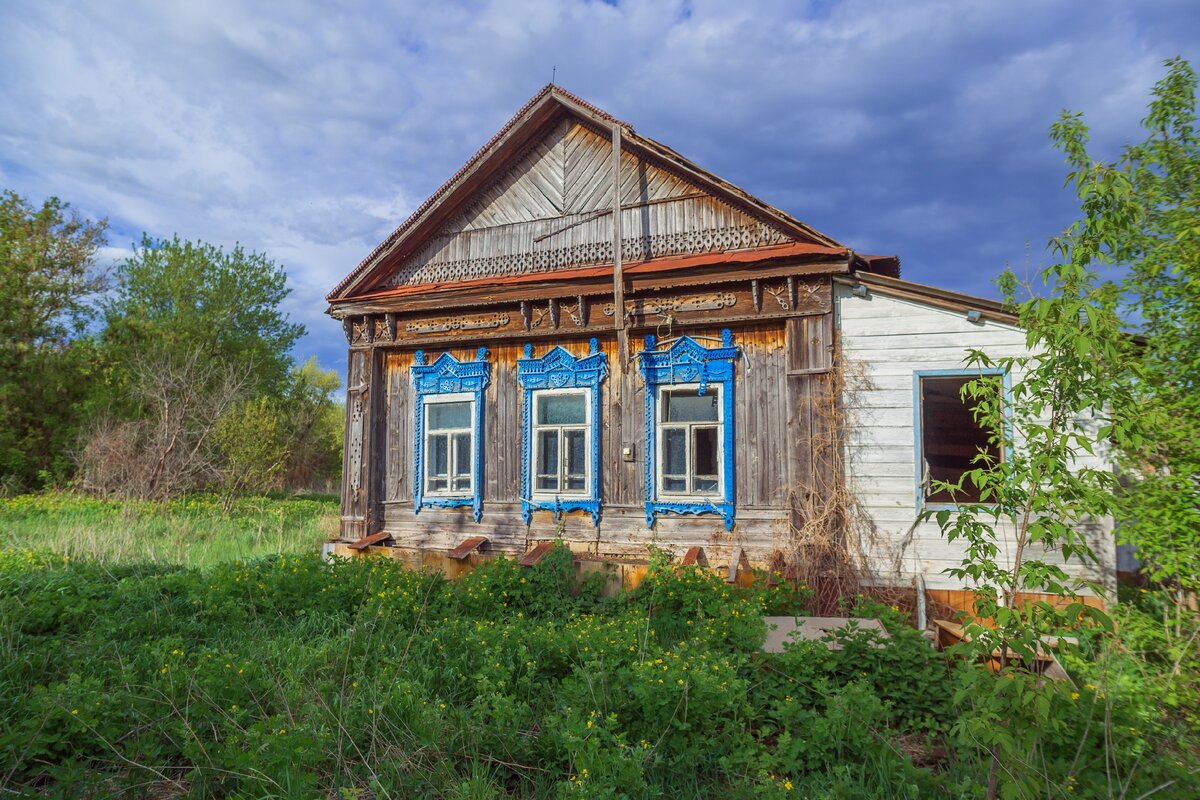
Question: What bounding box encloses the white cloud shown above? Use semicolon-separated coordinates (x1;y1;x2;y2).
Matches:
2;0;1197;377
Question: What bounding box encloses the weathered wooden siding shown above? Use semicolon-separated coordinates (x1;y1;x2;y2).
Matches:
340;348;371;538
384;118;792;288
834;283;1115;594
369;320;814;562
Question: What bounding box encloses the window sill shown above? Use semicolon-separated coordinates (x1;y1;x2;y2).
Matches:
523;496;601;525
919;500;1000;514
646;499;735;532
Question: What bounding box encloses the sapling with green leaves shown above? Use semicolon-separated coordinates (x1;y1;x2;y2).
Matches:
924;65;1167;799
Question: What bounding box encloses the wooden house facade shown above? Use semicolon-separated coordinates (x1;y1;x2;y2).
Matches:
325;86;1114;602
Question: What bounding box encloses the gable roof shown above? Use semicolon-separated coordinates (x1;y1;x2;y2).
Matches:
327;85;846;303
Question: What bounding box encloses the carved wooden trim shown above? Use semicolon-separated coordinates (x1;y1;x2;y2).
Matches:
404;312;510;335
766;282;790;311
603;291;737;318
350;317;372;345
386;222;790;289
564;298;588;326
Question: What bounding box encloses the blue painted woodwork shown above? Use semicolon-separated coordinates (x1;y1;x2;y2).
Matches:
911;367;1012;511
640;329;739;530
412;347;490;522
517;338;608;525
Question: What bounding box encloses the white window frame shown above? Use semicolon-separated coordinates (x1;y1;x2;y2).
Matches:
422;392;476;498
655;382;725;501
529;387;593;501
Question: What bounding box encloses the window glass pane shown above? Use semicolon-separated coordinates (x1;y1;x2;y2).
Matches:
428;434;448;491
693;426;719;478
664;476;687;493
663;428;687;478
664;389;719;422
428;401;471;430
536;430;559;491
430;434;449;476
565;429;586;491
693;476;718;493
452;433;471;476
920;375;1001;504
537;393;586;425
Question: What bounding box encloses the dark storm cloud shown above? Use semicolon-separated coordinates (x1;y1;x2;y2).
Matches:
1;0;1197;376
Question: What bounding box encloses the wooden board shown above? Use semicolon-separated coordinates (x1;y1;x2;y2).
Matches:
382;118;794;289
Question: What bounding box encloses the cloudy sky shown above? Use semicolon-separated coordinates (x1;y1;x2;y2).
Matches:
3;0;1198;378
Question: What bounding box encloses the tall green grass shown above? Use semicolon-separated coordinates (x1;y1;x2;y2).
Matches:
0;546;957;798
0;492;337;568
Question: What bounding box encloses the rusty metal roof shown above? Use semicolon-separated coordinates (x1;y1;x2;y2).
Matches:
335;241;846;306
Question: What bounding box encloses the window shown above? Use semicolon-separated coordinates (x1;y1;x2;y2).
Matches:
915;372;1004;506
424;395;474;496
516;340;608;525
412;348;490;522
640;329;739;530
657;385;722;496
532;390;590;496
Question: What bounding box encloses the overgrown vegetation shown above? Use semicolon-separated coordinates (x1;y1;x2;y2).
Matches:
0;211;342;497
0;545;1193;798
0;492;337;569
0;191;108;490
912;57;1200;799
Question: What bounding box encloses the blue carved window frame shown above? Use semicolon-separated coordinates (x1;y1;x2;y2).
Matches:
640;329;739;531
412;347;490;522
517;338;608;525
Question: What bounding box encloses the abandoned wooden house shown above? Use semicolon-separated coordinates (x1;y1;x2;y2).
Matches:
324;85;1114;608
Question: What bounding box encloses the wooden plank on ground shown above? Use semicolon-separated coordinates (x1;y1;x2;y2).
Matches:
448;536;489;560
348;531;393;551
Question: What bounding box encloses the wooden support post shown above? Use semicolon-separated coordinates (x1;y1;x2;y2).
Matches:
611;124;628;366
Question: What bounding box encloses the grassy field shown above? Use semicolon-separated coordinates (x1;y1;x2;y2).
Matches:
0;494;1195;798
0;492;337;567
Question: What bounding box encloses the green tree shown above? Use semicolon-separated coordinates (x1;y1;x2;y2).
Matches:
280;357;343;490
0;190;107;489
929;57;1200;798
215;396;291;508
100;235;304;402
1096;58;1199;598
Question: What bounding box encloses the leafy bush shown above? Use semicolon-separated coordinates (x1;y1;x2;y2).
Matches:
1;546;1194;798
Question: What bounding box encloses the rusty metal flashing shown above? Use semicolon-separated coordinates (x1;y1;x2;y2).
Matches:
447;536;489;561
681;546;708;567
347;531;394;550
518;541;557;567
328;243;847;316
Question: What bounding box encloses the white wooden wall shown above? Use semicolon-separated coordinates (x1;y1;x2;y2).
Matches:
834;283;1116;595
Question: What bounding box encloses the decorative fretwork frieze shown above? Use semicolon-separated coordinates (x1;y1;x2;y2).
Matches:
604;291;736;319
404;313;510;335
386;223;789;288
